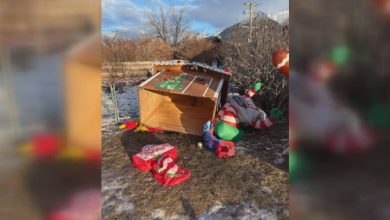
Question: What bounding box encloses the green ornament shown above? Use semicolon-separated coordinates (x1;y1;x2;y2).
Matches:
214;120;241;141
270;108;283;120
254;82;262;91
289;151;309;183
368;104;390;129
330;45;350;65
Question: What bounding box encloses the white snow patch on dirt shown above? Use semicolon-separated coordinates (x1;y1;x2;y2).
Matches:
197;202;277;220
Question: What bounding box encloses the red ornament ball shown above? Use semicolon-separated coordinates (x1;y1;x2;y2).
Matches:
373;0;390;17
272;49;289;78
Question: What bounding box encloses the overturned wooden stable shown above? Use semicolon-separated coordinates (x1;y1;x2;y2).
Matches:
138;60;231;135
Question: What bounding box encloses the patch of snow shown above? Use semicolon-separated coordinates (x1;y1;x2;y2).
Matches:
151;209;166;219
102;165;135;217
168;214;191;220
197;202;277;220
273;157;285;165
260;186;273;194
115;203;135;215
102;85;139;136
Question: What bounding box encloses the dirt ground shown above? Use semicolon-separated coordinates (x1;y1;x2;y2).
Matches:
291;139;390;220
102;119;289;219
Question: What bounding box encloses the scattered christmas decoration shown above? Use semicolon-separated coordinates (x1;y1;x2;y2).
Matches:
20;133;62;159
368;104;390;130
20;132;101;163
289;150;309;183
272;49;289;77
131;144;190;186
155;75;185;91
119;121;138;131
372;0;390;21
151;155;191;187
134;125;149;133
329;44;350;66
215;82;283;141
203;119;236;157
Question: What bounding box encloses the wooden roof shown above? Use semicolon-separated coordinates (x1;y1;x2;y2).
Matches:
140;70;224;99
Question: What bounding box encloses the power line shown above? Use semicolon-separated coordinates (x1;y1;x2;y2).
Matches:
242;1;259;43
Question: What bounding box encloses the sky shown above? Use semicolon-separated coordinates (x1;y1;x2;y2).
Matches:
102;0;289;37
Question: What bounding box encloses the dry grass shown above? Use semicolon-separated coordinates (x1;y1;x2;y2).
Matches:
102;120;288;219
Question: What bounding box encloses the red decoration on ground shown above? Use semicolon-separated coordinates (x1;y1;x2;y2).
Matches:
132;144;190;186
31;133;62;158
215;141;236;159
119;121;138;131
272;49;289;77
84;148;102;164
131;144;178;172
151;155;191;187
147;127;163;133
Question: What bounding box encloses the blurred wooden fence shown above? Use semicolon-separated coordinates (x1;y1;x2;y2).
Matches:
102;61;154;79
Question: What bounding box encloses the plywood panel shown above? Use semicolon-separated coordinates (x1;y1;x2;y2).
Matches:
138;88;165;123
143;100;214;136
153;64;183;73
65;61;101;148
138;62;229;135
142;71;220;99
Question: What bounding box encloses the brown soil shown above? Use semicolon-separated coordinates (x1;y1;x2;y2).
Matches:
102;119;289;219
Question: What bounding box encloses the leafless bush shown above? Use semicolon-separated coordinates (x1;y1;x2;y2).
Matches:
134;37;172;61
102;35;136;74
219;19;289;111
176;34;216;60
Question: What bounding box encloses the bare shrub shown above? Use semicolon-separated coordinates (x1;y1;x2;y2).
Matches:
176;34;217;60
134;37;172;61
219;18;289;111
101;35;136;74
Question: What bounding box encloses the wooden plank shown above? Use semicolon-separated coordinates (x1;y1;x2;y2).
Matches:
138;88;165;124
182;76;213;97
142;71;219;98
143;99;215;136
138;71;163;88
214;79;224;98
204;78;221;98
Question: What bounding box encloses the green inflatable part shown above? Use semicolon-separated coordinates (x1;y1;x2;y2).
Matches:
214;120;242;141
289;151;309;183
270;108;283;120
330;45;350;66
232;129;244;142
368;104;390;129
253;82;262;91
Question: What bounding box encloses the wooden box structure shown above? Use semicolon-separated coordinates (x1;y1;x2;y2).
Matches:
138;61;231;136
65;35;101;148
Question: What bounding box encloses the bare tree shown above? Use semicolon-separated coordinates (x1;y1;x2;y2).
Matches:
147;5;188;55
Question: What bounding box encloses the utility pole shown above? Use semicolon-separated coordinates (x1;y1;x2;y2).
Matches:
243;1;258;43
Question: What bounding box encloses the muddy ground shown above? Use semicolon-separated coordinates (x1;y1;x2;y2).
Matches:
102;119;289;219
